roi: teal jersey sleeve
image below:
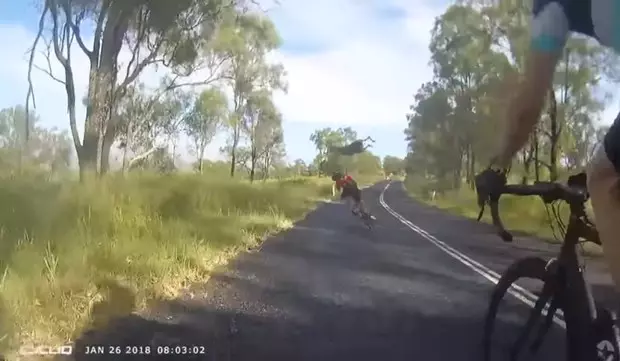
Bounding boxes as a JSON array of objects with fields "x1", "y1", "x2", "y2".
[{"x1": 531, "y1": 1, "x2": 570, "y2": 53}]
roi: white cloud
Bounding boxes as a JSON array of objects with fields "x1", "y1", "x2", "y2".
[
  {"x1": 267, "y1": 0, "x2": 443, "y2": 126},
  {"x1": 272, "y1": 39, "x2": 431, "y2": 125}
]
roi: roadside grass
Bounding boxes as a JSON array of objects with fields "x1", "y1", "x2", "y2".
[
  {"x1": 0, "y1": 173, "x2": 332, "y2": 359},
  {"x1": 403, "y1": 177, "x2": 603, "y2": 257}
]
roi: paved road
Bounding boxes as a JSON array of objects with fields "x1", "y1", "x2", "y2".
[{"x1": 71, "y1": 181, "x2": 617, "y2": 361}]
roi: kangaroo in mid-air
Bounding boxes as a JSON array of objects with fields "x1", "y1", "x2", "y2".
[{"x1": 329, "y1": 136, "x2": 375, "y2": 156}]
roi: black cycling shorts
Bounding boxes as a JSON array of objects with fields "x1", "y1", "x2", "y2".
[
  {"x1": 604, "y1": 113, "x2": 620, "y2": 174},
  {"x1": 341, "y1": 185, "x2": 362, "y2": 202}
]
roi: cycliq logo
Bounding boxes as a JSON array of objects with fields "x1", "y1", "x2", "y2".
[{"x1": 19, "y1": 345, "x2": 73, "y2": 357}]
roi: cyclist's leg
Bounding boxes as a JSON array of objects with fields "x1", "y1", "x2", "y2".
[
  {"x1": 341, "y1": 188, "x2": 358, "y2": 214},
  {"x1": 348, "y1": 197, "x2": 360, "y2": 215},
  {"x1": 587, "y1": 113, "x2": 620, "y2": 293},
  {"x1": 352, "y1": 187, "x2": 367, "y2": 215},
  {"x1": 357, "y1": 200, "x2": 366, "y2": 214}
]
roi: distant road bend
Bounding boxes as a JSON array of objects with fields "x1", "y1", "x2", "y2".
[{"x1": 71, "y1": 181, "x2": 617, "y2": 361}]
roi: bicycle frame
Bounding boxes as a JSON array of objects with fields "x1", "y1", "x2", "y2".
[
  {"x1": 554, "y1": 211, "x2": 598, "y2": 361},
  {"x1": 486, "y1": 175, "x2": 602, "y2": 361}
]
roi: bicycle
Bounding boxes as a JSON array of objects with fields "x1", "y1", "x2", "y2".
[
  {"x1": 478, "y1": 171, "x2": 620, "y2": 361},
  {"x1": 356, "y1": 208, "x2": 375, "y2": 230}
]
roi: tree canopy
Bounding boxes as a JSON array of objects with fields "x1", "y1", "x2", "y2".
[
  {"x1": 404, "y1": 1, "x2": 619, "y2": 195},
  {"x1": 25, "y1": 0, "x2": 288, "y2": 181}
]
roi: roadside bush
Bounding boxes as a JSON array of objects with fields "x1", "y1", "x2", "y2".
[{"x1": 0, "y1": 173, "x2": 332, "y2": 358}]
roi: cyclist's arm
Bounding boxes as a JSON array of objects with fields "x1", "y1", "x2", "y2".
[{"x1": 494, "y1": 1, "x2": 568, "y2": 168}]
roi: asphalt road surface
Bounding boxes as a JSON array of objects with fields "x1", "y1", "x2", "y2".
[{"x1": 71, "y1": 181, "x2": 618, "y2": 361}]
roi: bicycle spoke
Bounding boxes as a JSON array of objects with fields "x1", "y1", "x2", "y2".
[
  {"x1": 509, "y1": 287, "x2": 552, "y2": 360},
  {"x1": 529, "y1": 295, "x2": 561, "y2": 354}
]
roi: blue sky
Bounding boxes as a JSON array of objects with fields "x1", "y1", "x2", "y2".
[{"x1": 2, "y1": 0, "x2": 619, "y2": 167}]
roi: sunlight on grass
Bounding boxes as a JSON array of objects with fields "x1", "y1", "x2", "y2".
[{"x1": 0, "y1": 173, "x2": 333, "y2": 359}]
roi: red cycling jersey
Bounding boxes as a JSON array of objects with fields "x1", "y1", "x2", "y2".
[{"x1": 336, "y1": 175, "x2": 355, "y2": 189}]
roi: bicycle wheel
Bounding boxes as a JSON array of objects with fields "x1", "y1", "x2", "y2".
[
  {"x1": 361, "y1": 212, "x2": 373, "y2": 230},
  {"x1": 483, "y1": 256, "x2": 562, "y2": 361}
]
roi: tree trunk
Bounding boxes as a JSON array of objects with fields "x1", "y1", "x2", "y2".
[
  {"x1": 464, "y1": 146, "x2": 471, "y2": 186},
  {"x1": 80, "y1": 71, "x2": 103, "y2": 179},
  {"x1": 80, "y1": 3, "x2": 128, "y2": 179},
  {"x1": 548, "y1": 89, "x2": 559, "y2": 181},
  {"x1": 198, "y1": 143, "x2": 205, "y2": 173},
  {"x1": 264, "y1": 151, "x2": 271, "y2": 180},
  {"x1": 79, "y1": 136, "x2": 100, "y2": 180},
  {"x1": 99, "y1": 123, "x2": 115, "y2": 175},
  {"x1": 230, "y1": 146, "x2": 236, "y2": 177},
  {"x1": 229, "y1": 126, "x2": 240, "y2": 178},
  {"x1": 81, "y1": 72, "x2": 115, "y2": 178},
  {"x1": 469, "y1": 149, "x2": 475, "y2": 190},
  {"x1": 453, "y1": 150, "x2": 463, "y2": 189},
  {"x1": 249, "y1": 147, "x2": 256, "y2": 182},
  {"x1": 121, "y1": 124, "x2": 132, "y2": 174}
]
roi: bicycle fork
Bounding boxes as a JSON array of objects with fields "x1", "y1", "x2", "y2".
[{"x1": 509, "y1": 275, "x2": 560, "y2": 360}]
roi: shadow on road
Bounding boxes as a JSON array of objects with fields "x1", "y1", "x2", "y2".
[
  {"x1": 65, "y1": 237, "x2": 567, "y2": 361},
  {"x1": 67, "y1": 277, "x2": 551, "y2": 361}
]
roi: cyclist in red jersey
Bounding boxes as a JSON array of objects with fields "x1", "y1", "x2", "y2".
[{"x1": 331, "y1": 172, "x2": 372, "y2": 218}]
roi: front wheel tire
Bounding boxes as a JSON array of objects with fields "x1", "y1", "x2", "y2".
[{"x1": 482, "y1": 256, "x2": 560, "y2": 361}]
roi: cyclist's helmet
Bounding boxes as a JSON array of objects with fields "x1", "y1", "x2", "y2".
[{"x1": 331, "y1": 172, "x2": 343, "y2": 181}]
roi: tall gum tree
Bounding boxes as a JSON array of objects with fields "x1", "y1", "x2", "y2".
[
  {"x1": 404, "y1": 0, "x2": 620, "y2": 191},
  {"x1": 217, "y1": 13, "x2": 286, "y2": 177},
  {"x1": 242, "y1": 89, "x2": 283, "y2": 181},
  {"x1": 26, "y1": 0, "x2": 241, "y2": 179},
  {"x1": 184, "y1": 87, "x2": 228, "y2": 173}
]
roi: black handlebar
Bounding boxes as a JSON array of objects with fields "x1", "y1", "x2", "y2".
[
  {"x1": 479, "y1": 171, "x2": 596, "y2": 243},
  {"x1": 502, "y1": 181, "x2": 588, "y2": 203}
]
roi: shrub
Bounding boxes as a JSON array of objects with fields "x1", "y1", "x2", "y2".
[{"x1": 0, "y1": 173, "x2": 332, "y2": 357}]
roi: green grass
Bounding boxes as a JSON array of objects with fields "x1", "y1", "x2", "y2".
[
  {"x1": 403, "y1": 177, "x2": 603, "y2": 257},
  {"x1": 0, "y1": 173, "x2": 333, "y2": 359}
]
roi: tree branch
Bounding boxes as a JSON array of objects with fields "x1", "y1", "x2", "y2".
[
  {"x1": 33, "y1": 63, "x2": 65, "y2": 85},
  {"x1": 122, "y1": 8, "x2": 148, "y2": 87},
  {"x1": 92, "y1": 0, "x2": 111, "y2": 59},
  {"x1": 59, "y1": 0, "x2": 92, "y2": 57},
  {"x1": 128, "y1": 146, "x2": 163, "y2": 168},
  {"x1": 49, "y1": 2, "x2": 69, "y2": 69},
  {"x1": 118, "y1": 51, "x2": 159, "y2": 91},
  {"x1": 33, "y1": 40, "x2": 67, "y2": 85},
  {"x1": 49, "y1": 0, "x2": 82, "y2": 153},
  {"x1": 26, "y1": 5, "x2": 50, "y2": 142}
]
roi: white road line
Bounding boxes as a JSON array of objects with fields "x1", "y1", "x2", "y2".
[{"x1": 378, "y1": 181, "x2": 566, "y2": 329}]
